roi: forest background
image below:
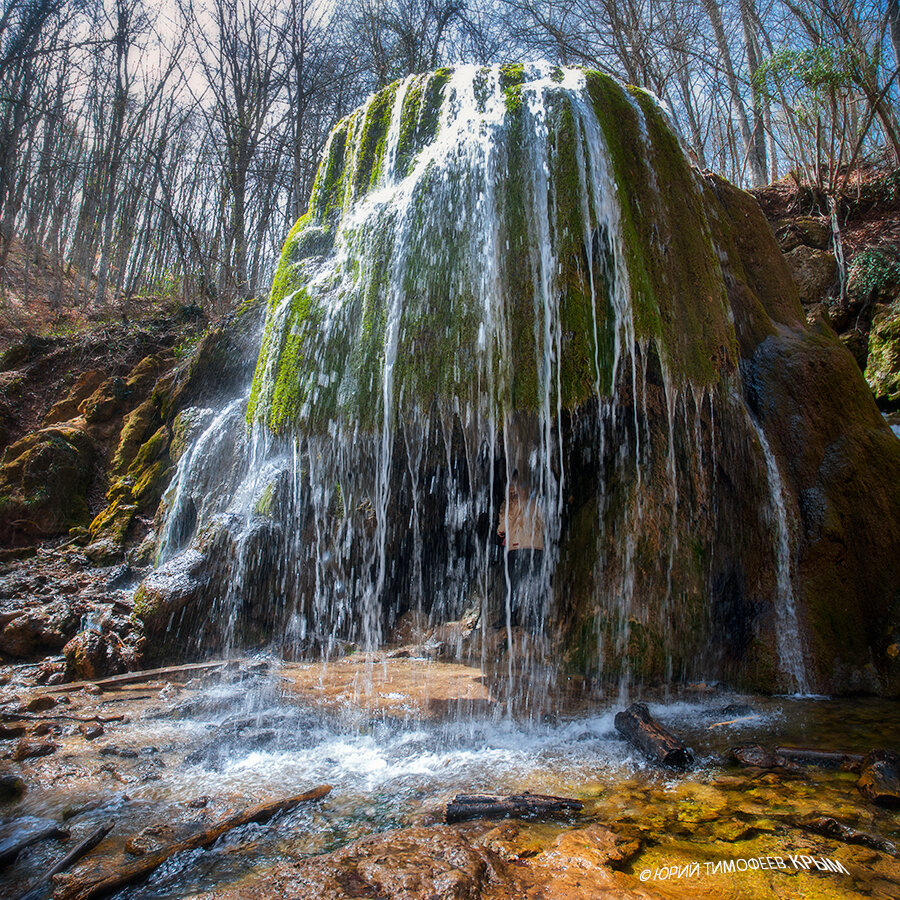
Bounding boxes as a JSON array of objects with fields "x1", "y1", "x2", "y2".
[{"x1": 0, "y1": 0, "x2": 898, "y2": 321}]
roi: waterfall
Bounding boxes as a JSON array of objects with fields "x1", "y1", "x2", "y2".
[
  {"x1": 148, "y1": 64, "x2": 816, "y2": 696},
  {"x1": 746, "y1": 413, "x2": 811, "y2": 695}
]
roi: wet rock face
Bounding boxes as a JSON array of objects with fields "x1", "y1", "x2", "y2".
[
  {"x1": 132, "y1": 548, "x2": 212, "y2": 663},
  {"x1": 131, "y1": 67, "x2": 900, "y2": 695}
]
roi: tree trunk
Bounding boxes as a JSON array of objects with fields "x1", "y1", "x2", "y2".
[{"x1": 701, "y1": 0, "x2": 765, "y2": 186}]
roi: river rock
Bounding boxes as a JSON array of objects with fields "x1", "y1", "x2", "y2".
[
  {"x1": 0, "y1": 601, "x2": 79, "y2": 659},
  {"x1": 0, "y1": 773, "x2": 25, "y2": 803},
  {"x1": 192, "y1": 822, "x2": 660, "y2": 900},
  {"x1": 12, "y1": 739, "x2": 57, "y2": 761},
  {"x1": 857, "y1": 749, "x2": 900, "y2": 806},
  {"x1": 132, "y1": 548, "x2": 212, "y2": 662},
  {"x1": 79, "y1": 722, "x2": 104, "y2": 740},
  {"x1": 784, "y1": 245, "x2": 838, "y2": 304}
]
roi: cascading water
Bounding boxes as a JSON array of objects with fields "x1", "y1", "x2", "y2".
[{"x1": 152, "y1": 63, "x2": 817, "y2": 697}]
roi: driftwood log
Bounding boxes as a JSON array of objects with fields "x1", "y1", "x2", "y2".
[
  {"x1": 445, "y1": 792, "x2": 583, "y2": 823},
  {"x1": 857, "y1": 749, "x2": 900, "y2": 806},
  {"x1": 794, "y1": 816, "x2": 898, "y2": 856},
  {"x1": 1, "y1": 712, "x2": 126, "y2": 725},
  {"x1": 17, "y1": 824, "x2": 114, "y2": 900},
  {"x1": 45, "y1": 661, "x2": 231, "y2": 695},
  {"x1": 614, "y1": 703, "x2": 693, "y2": 769},
  {"x1": 53, "y1": 785, "x2": 332, "y2": 900},
  {"x1": 0, "y1": 822, "x2": 69, "y2": 868}
]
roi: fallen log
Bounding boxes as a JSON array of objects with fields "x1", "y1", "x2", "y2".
[
  {"x1": 1, "y1": 712, "x2": 126, "y2": 725},
  {"x1": 857, "y1": 749, "x2": 900, "y2": 807},
  {"x1": 775, "y1": 747, "x2": 864, "y2": 771},
  {"x1": 16, "y1": 823, "x2": 114, "y2": 900},
  {"x1": 444, "y1": 792, "x2": 583, "y2": 824},
  {"x1": 0, "y1": 822, "x2": 69, "y2": 869},
  {"x1": 614, "y1": 703, "x2": 693, "y2": 769},
  {"x1": 793, "y1": 815, "x2": 897, "y2": 857},
  {"x1": 44, "y1": 661, "x2": 232, "y2": 695},
  {"x1": 53, "y1": 785, "x2": 332, "y2": 900}
]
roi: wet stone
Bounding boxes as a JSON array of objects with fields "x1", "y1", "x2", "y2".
[
  {"x1": 12, "y1": 739, "x2": 57, "y2": 761},
  {"x1": 79, "y1": 722, "x2": 104, "y2": 740},
  {"x1": 0, "y1": 773, "x2": 25, "y2": 803},
  {"x1": 25, "y1": 694, "x2": 57, "y2": 712}
]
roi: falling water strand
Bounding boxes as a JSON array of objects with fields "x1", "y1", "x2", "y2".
[{"x1": 747, "y1": 413, "x2": 810, "y2": 694}]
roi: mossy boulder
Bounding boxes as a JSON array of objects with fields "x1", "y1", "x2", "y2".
[
  {"x1": 0, "y1": 426, "x2": 95, "y2": 539},
  {"x1": 78, "y1": 376, "x2": 132, "y2": 424},
  {"x1": 774, "y1": 216, "x2": 830, "y2": 252},
  {"x1": 249, "y1": 68, "x2": 736, "y2": 434},
  {"x1": 865, "y1": 304, "x2": 900, "y2": 408},
  {"x1": 783, "y1": 246, "x2": 837, "y2": 305}
]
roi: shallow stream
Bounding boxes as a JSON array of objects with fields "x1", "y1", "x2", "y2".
[{"x1": 2, "y1": 658, "x2": 899, "y2": 899}]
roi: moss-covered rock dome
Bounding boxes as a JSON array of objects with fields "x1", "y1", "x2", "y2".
[{"x1": 145, "y1": 65, "x2": 900, "y2": 697}]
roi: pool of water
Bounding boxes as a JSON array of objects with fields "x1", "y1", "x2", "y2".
[{"x1": 2, "y1": 659, "x2": 899, "y2": 899}]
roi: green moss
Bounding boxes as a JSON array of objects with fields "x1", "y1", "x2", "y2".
[
  {"x1": 352, "y1": 82, "x2": 399, "y2": 198},
  {"x1": 251, "y1": 68, "x2": 741, "y2": 437},
  {"x1": 498, "y1": 63, "x2": 526, "y2": 90},
  {"x1": 583, "y1": 72, "x2": 736, "y2": 386},
  {"x1": 309, "y1": 118, "x2": 351, "y2": 220},
  {"x1": 127, "y1": 426, "x2": 169, "y2": 475},
  {"x1": 865, "y1": 304, "x2": 900, "y2": 407},
  {"x1": 88, "y1": 495, "x2": 136, "y2": 543},
  {"x1": 132, "y1": 460, "x2": 171, "y2": 505}
]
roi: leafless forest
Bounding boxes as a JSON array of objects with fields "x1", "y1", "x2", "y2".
[{"x1": 1, "y1": 0, "x2": 898, "y2": 312}]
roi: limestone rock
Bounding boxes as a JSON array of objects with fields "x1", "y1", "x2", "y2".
[
  {"x1": 63, "y1": 629, "x2": 135, "y2": 681},
  {"x1": 132, "y1": 548, "x2": 212, "y2": 661},
  {"x1": 775, "y1": 216, "x2": 831, "y2": 252},
  {"x1": 0, "y1": 601, "x2": 79, "y2": 659},
  {"x1": 78, "y1": 376, "x2": 131, "y2": 424},
  {"x1": 169, "y1": 407, "x2": 214, "y2": 464},
  {"x1": 784, "y1": 245, "x2": 837, "y2": 304},
  {"x1": 42, "y1": 370, "x2": 106, "y2": 426}
]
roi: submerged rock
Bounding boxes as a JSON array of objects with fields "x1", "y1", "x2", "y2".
[{"x1": 199, "y1": 822, "x2": 656, "y2": 900}]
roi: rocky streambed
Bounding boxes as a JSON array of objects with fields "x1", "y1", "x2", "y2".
[{"x1": 1, "y1": 655, "x2": 899, "y2": 900}]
